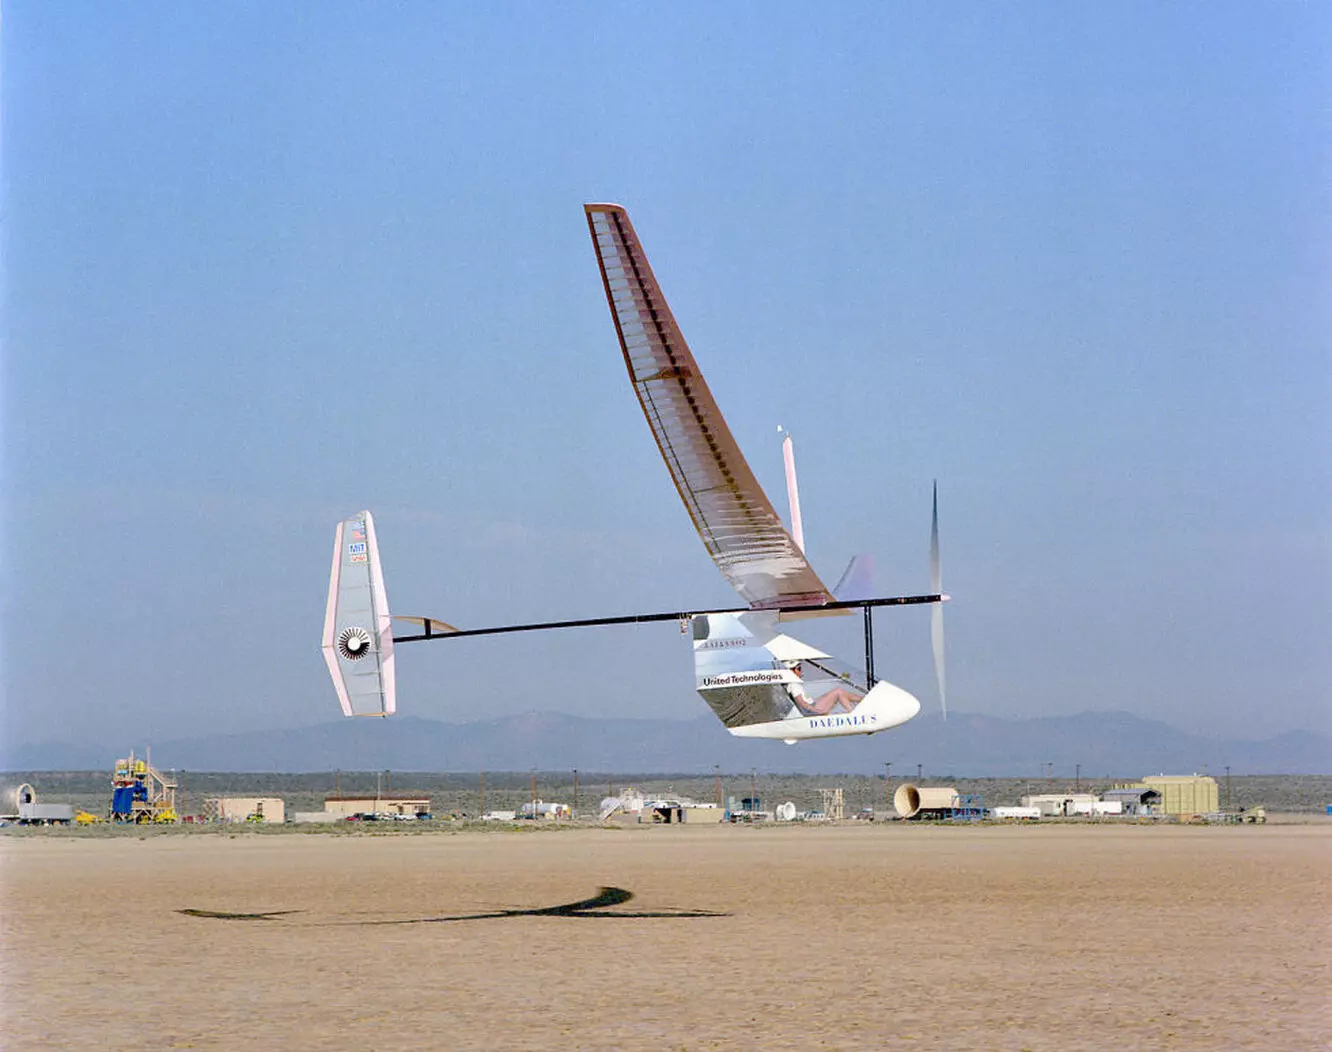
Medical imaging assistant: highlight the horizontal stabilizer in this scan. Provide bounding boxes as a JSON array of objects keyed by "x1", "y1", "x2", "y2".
[
  {"x1": 393, "y1": 615, "x2": 461, "y2": 636},
  {"x1": 321, "y1": 510, "x2": 396, "y2": 717}
]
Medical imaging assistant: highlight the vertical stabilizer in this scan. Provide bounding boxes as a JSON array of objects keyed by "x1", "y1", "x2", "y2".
[{"x1": 321, "y1": 510, "x2": 396, "y2": 717}]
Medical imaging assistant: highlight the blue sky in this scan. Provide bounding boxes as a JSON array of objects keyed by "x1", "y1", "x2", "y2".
[{"x1": 3, "y1": 4, "x2": 1328, "y2": 752}]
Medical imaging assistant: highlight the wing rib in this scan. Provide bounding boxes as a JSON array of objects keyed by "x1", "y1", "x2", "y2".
[{"x1": 585, "y1": 203, "x2": 832, "y2": 610}]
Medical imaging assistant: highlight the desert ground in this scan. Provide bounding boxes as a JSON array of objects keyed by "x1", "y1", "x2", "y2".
[{"x1": 2, "y1": 823, "x2": 1328, "y2": 1051}]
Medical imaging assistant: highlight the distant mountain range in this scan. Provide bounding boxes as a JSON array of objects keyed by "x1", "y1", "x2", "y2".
[{"x1": 4, "y1": 710, "x2": 1327, "y2": 776}]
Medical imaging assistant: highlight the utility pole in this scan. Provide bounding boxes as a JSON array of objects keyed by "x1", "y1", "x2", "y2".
[
  {"x1": 530, "y1": 769, "x2": 537, "y2": 820},
  {"x1": 573, "y1": 769, "x2": 579, "y2": 819},
  {"x1": 714, "y1": 765, "x2": 721, "y2": 808},
  {"x1": 750, "y1": 767, "x2": 757, "y2": 818},
  {"x1": 1225, "y1": 765, "x2": 1232, "y2": 810},
  {"x1": 479, "y1": 771, "x2": 485, "y2": 818},
  {"x1": 916, "y1": 762, "x2": 922, "y2": 783},
  {"x1": 1047, "y1": 762, "x2": 1054, "y2": 785},
  {"x1": 1075, "y1": 764, "x2": 1081, "y2": 792},
  {"x1": 884, "y1": 763, "x2": 892, "y2": 811}
]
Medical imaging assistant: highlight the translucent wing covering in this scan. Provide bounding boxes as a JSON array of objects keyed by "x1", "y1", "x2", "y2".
[
  {"x1": 692, "y1": 613, "x2": 868, "y2": 729},
  {"x1": 321, "y1": 511, "x2": 396, "y2": 716},
  {"x1": 585, "y1": 204, "x2": 833, "y2": 610}
]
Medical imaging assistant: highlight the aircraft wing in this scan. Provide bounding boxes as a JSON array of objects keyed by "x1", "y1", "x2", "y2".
[{"x1": 585, "y1": 203, "x2": 833, "y2": 610}]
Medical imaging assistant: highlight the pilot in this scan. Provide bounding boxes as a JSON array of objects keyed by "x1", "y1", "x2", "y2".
[{"x1": 786, "y1": 662, "x2": 862, "y2": 716}]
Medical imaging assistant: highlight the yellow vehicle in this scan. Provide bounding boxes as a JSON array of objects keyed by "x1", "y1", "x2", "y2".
[{"x1": 74, "y1": 810, "x2": 102, "y2": 825}]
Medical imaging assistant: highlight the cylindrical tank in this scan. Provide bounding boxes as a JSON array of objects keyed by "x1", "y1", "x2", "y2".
[
  {"x1": 2, "y1": 784, "x2": 36, "y2": 814},
  {"x1": 893, "y1": 784, "x2": 958, "y2": 818}
]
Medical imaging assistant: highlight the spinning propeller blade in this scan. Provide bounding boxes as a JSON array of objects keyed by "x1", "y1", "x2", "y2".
[{"x1": 930, "y1": 481, "x2": 947, "y2": 720}]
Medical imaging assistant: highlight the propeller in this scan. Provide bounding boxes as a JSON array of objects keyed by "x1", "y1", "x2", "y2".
[{"x1": 930, "y1": 480, "x2": 947, "y2": 720}]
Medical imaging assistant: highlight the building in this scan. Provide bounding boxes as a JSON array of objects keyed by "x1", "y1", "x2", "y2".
[
  {"x1": 519, "y1": 800, "x2": 570, "y2": 820},
  {"x1": 1141, "y1": 775, "x2": 1219, "y2": 816},
  {"x1": 639, "y1": 799, "x2": 723, "y2": 824},
  {"x1": 600, "y1": 789, "x2": 723, "y2": 824},
  {"x1": 204, "y1": 797, "x2": 285, "y2": 824},
  {"x1": 1101, "y1": 786, "x2": 1162, "y2": 815},
  {"x1": 322, "y1": 796, "x2": 430, "y2": 819},
  {"x1": 1018, "y1": 793, "x2": 1102, "y2": 817}
]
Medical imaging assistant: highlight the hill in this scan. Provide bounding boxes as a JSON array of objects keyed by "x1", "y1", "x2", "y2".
[{"x1": 5, "y1": 710, "x2": 1327, "y2": 776}]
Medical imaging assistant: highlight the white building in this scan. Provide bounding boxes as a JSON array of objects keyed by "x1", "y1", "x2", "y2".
[
  {"x1": 519, "y1": 800, "x2": 570, "y2": 820},
  {"x1": 1019, "y1": 793, "x2": 1100, "y2": 817}
]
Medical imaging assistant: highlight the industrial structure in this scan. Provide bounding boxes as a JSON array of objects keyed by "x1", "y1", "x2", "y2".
[
  {"x1": 818, "y1": 788, "x2": 846, "y2": 822},
  {"x1": 893, "y1": 784, "x2": 960, "y2": 819},
  {"x1": 728, "y1": 795, "x2": 771, "y2": 822},
  {"x1": 111, "y1": 750, "x2": 178, "y2": 823}
]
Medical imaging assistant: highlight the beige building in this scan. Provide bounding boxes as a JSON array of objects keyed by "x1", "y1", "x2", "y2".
[
  {"x1": 323, "y1": 796, "x2": 430, "y2": 818},
  {"x1": 204, "y1": 797, "x2": 285, "y2": 824},
  {"x1": 1140, "y1": 776, "x2": 1219, "y2": 815}
]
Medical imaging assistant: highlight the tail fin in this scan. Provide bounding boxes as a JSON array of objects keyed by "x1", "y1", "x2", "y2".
[{"x1": 321, "y1": 510, "x2": 396, "y2": 717}]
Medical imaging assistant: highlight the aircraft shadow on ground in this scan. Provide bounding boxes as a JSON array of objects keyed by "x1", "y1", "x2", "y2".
[
  {"x1": 177, "y1": 887, "x2": 729, "y2": 925},
  {"x1": 176, "y1": 908, "x2": 303, "y2": 921}
]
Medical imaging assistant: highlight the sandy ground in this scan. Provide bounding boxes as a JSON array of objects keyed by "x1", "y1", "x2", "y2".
[{"x1": 2, "y1": 824, "x2": 1328, "y2": 1051}]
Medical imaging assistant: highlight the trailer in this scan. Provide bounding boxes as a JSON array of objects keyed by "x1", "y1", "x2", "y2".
[{"x1": 18, "y1": 803, "x2": 75, "y2": 826}]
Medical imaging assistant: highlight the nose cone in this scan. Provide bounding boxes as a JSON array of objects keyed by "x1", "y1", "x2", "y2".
[{"x1": 863, "y1": 680, "x2": 921, "y2": 729}]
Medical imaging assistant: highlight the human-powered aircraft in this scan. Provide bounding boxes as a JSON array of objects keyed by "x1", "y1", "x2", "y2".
[{"x1": 321, "y1": 204, "x2": 947, "y2": 743}]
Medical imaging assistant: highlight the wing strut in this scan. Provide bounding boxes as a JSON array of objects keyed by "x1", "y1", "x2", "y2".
[{"x1": 864, "y1": 606, "x2": 876, "y2": 687}]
